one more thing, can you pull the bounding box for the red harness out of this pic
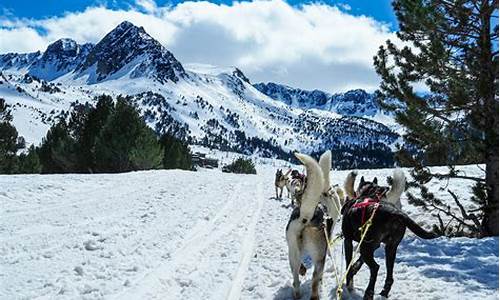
[352,191,385,225]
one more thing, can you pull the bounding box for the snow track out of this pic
[0,165,498,299]
[227,182,264,300]
[116,175,265,299]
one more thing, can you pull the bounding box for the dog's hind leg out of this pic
[360,244,379,300]
[380,243,398,298]
[344,239,355,291]
[311,257,326,300]
[286,220,303,299]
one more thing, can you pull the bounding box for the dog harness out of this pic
[352,198,380,225]
[352,189,387,225]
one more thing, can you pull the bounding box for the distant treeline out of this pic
[0,95,192,174]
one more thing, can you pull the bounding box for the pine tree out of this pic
[160,134,192,170]
[94,96,162,172]
[17,145,41,174]
[222,157,257,174]
[0,98,22,173]
[374,0,498,236]
[38,119,79,173]
[77,95,114,172]
[129,126,163,170]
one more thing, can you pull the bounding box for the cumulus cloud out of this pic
[0,0,398,92]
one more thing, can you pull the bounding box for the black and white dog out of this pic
[341,171,438,300]
[285,151,344,300]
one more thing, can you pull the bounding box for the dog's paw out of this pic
[363,291,374,300]
[379,289,389,298]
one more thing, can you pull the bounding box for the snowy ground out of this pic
[0,161,498,299]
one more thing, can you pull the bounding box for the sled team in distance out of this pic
[277,150,439,300]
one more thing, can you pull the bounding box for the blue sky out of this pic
[1,0,397,28]
[0,0,399,92]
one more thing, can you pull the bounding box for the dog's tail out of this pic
[294,152,324,222]
[400,213,439,239]
[344,171,357,199]
[385,169,406,205]
[335,186,345,206]
[330,187,344,220]
[318,150,331,194]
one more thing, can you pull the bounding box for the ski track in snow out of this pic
[0,165,498,299]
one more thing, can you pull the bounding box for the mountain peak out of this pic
[76,21,186,83]
[116,20,136,30]
[105,21,149,43]
[25,38,93,80]
[45,38,78,55]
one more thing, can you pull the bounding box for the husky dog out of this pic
[341,170,438,300]
[275,169,291,199]
[285,151,344,300]
[344,170,405,209]
[289,177,304,206]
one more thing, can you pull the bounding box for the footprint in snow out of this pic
[83,240,100,251]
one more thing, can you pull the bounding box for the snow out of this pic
[0,161,497,299]
[59,39,78,52]
[184,63,238,76]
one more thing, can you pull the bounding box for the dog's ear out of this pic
[360,176,365,184]
[373,177,378,185]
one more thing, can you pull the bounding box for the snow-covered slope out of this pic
[1,162,497,299]
[0,21,399,167]
[254,82,382,117]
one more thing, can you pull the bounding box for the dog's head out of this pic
[275,169,283,180]
[356,176,387,199]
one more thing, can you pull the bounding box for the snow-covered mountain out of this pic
[74,21,186,84]
[253,82,381,117]
[0,21,400,168]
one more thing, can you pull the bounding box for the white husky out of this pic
[285,151,344,300]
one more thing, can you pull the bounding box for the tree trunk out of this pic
[479,0,499,236]
[484,151,499,236]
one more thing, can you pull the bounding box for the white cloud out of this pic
[135,0,158,14]
[0,27,47,53]
[337,3,351,11]
[0,0,399,92]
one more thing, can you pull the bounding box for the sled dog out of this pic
[341,170,438,300]
[285,151,344,300]
[275,169,291,199]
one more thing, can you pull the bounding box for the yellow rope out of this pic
[322,191,348,288]
[336,203,380,300]
[323,226,343,286]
